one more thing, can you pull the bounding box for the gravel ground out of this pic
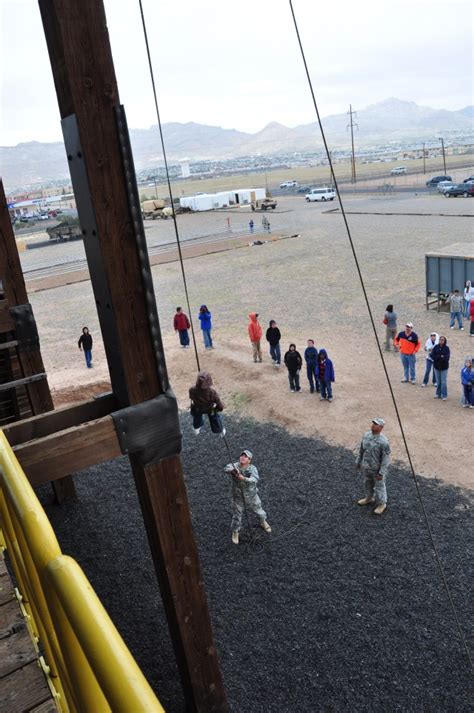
[37,413,473,712]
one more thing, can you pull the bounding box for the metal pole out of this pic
[347,104,358,184]
[422,142,426,175]
[440,137,447,174]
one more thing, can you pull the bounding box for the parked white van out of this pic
[305,187,336,202]
[390,166,407,175]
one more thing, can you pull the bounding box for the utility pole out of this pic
[439,137,447,174]
[422,142,426,174]
[347,104,358,184]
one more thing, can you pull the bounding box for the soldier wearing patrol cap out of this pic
[355,418,391,515]
[224,450,271,544]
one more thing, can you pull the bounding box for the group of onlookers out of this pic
[383,288,474,406]
[248,313,335,400]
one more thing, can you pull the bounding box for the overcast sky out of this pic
[0,0,472,146]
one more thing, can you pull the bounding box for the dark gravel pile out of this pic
[37,414,473,712]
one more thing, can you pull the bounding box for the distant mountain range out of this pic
[1,98,473,188]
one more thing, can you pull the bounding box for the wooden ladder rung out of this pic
[0,373,46,393]
[0,340,18,351]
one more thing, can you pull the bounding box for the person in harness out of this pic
[224,449,271,545]
[189,371,226,436]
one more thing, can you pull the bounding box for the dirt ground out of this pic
[29,192,473,490]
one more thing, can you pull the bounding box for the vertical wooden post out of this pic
[38,2,226,710]
[0,180,75,501]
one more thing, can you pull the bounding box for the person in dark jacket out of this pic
[284,344,302,392]
[189,371,225,435]
[304,339,319,393]
[265,320,281,365]
[431,335,450,400]
[317,348,335,402]
[198,305,213,349]
[78,326,93,368]
[173,307,191,348]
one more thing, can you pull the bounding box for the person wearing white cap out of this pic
[355,418,391,515]
[224,450,271,544]
[394,323,420,384]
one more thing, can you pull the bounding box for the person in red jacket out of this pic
[173,307,191,348]
[394,322,421,383]
[248,312,263,362]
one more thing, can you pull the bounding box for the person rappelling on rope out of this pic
[224,450,271,545]
[189,371,226,436]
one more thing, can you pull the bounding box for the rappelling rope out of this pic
[138,0,201,371]
[289,0,472,670]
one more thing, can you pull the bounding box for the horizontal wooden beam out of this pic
[13,415,121,486]
[0,340,18,351]
[0,374,46,394]
[3,393,117,447]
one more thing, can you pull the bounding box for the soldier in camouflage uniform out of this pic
[224,450,271,544]
[355,418,391,515]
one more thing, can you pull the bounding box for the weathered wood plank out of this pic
[0,625,37,677]
[0,301,14,334]
[13,416,122,486]
[0,373,46,394]
[30,700,58,713]
[0,600,24,640]
[3,393,117,446]
[0,571,14,606]
[0,660,51,712]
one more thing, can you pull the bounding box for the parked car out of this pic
[390,166,407,175]
[426,175,452,187]
[305,187,336,202]
[437,180,454,193]
[297,184,313,193]
[444,184,474,197]
[462,175,474,183]
[279,180,298,188]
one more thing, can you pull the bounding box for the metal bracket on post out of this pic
[9,304,39,352]
[111,389,182,466]
[114,105,170,394]
[61,113,128,407]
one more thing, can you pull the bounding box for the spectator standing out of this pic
[284,343,302,392]
[461,358,474,408]
[173,307,190,348]
[78,327,93,368]
[470,299,474,337]
[463,280,474,320]
[198,305,213,349]
[262,215,268,231]
[355,418,391,516]
[421,332,439,387]
[304,339,319,393]
[394,323,420,383]
[383,304,398,351]
[317,348,335,402]
[249,219,254,234]
[224,450,271,545]
[447,289,464,330]
[265,320,281,365]
[431,335,450,400]
[189,371,225,435]
[248,313,263,363]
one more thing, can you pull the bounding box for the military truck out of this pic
[250,197,278,211]
[142,199,167,219]
[46,219,82,242]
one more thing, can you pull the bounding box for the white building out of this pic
[180,158,191,179]
[179,187,266,212]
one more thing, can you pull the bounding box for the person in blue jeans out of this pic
[447,290,464,330]
[461,358,474,408]
[198,305,213,349]
[317,348,335,402]
[265,320,281,365]
[421,332,439,387]
[431,335,450,400]
[304,339,319,393]
[78,326,93,368]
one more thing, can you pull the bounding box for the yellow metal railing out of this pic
[0,430,164,713]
